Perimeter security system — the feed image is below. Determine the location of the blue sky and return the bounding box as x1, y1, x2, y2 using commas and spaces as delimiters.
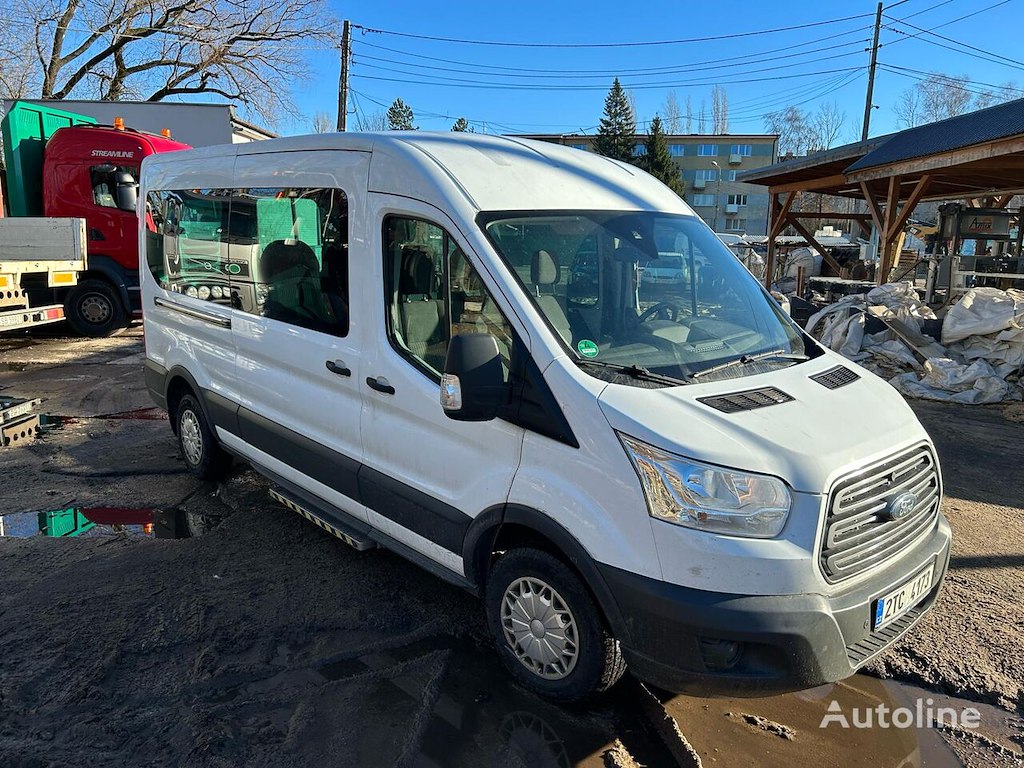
281, 0, 1023, 140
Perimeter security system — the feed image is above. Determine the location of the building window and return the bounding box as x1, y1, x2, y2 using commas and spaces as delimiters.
668, 144, 684, 156
633, 143, 647, 157
730, 144, 752, 157
690, 194, 716, 207
569, 143, 588, 151
724, 217, 746, 231
723, 170, 737, 181
727, 194, 748, 206
694, 169, 718, 182
697, 144, 718, 156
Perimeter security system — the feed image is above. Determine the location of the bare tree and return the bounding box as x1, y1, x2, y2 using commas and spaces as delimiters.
684, 95, 693, 133
764, 105, 815, 156
9, 0, 334, 124
893, 86, 924, 129
662, 90, 682, 133
309, 111, 332, 133
359, 110, 387, 131
813, 101, 845, 150
711, 85, 729, 134
697, 99, 707, 133
974, 80, 1021, 109
893, 72, 975, 129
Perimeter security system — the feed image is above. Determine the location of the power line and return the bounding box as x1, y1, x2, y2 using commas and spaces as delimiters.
352, 48, 869, 90
350, 13, 873, 49
352, 38, 871, 82
877, 63, 1024, 95
354, 67, 863, 93
883, 14, 1024, 71
882, 0, 1013, 49
350, 22, 873, 77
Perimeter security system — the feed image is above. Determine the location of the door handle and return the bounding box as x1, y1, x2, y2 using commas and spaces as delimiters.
325, 359, 351, 377
366, 376, 395, 395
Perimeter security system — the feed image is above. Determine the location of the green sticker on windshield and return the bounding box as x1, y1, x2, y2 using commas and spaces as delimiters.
577, 339, 599, 358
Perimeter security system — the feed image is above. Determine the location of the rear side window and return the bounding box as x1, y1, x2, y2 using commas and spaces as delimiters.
144, 187, 349, 337
384, 215, 513, 380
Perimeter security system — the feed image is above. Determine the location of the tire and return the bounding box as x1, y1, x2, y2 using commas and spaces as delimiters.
64, 279, 127, 337
175, 393, 232, 481
485, 547, 626, 702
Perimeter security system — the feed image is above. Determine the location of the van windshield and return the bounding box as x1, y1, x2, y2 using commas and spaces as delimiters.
481, 211, 814, 384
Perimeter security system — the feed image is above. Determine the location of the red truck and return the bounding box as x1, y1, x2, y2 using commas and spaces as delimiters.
1, 101, 190, 335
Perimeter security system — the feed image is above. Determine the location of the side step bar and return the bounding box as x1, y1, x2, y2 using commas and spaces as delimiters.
268, 486, 376, 551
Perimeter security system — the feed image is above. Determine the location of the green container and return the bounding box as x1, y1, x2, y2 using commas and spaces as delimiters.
37, 508, 95, 537
1, 101, 95, 217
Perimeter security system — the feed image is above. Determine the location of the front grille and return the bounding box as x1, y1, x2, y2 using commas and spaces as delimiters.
820, 444, 940, 583
846, 606, 924, 666
697, 387, 793, 414
810, 365, 860, 389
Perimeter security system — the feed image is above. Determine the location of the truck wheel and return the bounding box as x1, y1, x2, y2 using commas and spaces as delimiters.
175, 394, 232, 481
485, 548, 626, 702
65, 279, 127, 337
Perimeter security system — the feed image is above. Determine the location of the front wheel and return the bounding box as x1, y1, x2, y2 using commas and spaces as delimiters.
175, 393, 232, 481
64, 279, 127, 337
485, 548, 626, 702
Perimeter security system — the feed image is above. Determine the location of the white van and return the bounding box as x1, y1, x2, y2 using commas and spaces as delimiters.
140, 133, 950, 702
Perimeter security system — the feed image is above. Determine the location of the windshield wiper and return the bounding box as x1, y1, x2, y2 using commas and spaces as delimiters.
576, 359, 690, 386
691, 349, 810, 380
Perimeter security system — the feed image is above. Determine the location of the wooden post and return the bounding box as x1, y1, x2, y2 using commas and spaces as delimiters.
878, 175, 901, 283
764, 191, 797, 288
796, 265, 806, 298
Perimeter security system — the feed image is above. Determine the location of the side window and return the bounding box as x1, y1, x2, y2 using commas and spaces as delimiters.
143, 188, 230, 305
229, 187, 349, 337
91, 165, 138, 211
385, 215, 512, 380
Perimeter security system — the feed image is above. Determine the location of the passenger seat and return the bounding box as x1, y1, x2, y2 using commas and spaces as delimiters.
399, 251, 446, 370
531, 250, 571, 344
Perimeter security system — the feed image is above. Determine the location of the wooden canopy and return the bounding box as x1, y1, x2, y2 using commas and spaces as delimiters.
739, 98, 1024, 284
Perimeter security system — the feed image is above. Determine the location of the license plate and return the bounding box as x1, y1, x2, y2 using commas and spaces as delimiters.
873, 561, 935, 630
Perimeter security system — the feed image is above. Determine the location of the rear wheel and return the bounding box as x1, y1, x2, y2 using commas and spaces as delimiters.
175, 393, 232, 481
485, 547, 626, 702
65, 279, 127, 337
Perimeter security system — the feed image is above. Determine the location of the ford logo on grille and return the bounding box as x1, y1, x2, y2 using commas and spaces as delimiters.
886, 492, 918, 521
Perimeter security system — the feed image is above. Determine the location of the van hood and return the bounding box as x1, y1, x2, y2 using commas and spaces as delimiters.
597, 357, 930, 494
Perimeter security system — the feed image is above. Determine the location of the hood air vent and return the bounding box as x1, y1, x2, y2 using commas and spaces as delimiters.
810, 365, 861, 390
698, 387, 794, 414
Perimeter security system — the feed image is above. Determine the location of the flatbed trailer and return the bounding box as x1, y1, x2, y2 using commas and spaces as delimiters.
0, 218, 85, 333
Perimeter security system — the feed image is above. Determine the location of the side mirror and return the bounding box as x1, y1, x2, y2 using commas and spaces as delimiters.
114, 172, 138, 212
440, 333, 510, 421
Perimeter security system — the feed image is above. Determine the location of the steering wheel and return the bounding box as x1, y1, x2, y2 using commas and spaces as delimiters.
638, 302, 681, 323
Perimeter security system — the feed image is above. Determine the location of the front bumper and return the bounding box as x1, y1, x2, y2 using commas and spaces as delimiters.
598, 514, 952, 697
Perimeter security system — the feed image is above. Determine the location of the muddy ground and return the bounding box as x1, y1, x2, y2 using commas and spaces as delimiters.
1, 327, 1022, 767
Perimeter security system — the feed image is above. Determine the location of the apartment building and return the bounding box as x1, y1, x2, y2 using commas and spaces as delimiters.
517, 133, 778, 235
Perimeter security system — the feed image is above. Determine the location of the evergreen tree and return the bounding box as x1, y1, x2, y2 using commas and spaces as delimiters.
451, 117, 471, 132
642, 115, 684, 196
387, 98, 415, 130
593, 78, 636, 162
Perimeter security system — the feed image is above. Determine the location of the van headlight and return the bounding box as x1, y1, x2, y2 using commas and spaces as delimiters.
619, 434, 791, 538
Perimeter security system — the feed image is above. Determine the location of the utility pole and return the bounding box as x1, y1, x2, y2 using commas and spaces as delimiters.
861, 2, 883, 141
337, 19, 351, 132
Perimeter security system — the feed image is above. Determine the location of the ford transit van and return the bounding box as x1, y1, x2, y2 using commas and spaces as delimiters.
140, 133, 950, 702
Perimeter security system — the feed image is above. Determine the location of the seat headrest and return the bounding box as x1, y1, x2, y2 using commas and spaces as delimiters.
531, 250, 559, 285
401, 249, 434, 296
260, 240, 318, 281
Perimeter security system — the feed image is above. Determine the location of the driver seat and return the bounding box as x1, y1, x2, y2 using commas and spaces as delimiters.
531, 250, 571, 344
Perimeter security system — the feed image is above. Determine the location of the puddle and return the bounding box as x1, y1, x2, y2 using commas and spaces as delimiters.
186, 625, 1024, 768
0, 506, 231, 539
659, 674, 1021, 767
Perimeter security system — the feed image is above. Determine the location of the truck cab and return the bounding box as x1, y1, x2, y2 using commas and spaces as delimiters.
1, 101, 190, 335
42, 124, 190, 334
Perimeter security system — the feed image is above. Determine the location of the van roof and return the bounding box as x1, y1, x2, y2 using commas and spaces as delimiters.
142, 132, 692, 215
